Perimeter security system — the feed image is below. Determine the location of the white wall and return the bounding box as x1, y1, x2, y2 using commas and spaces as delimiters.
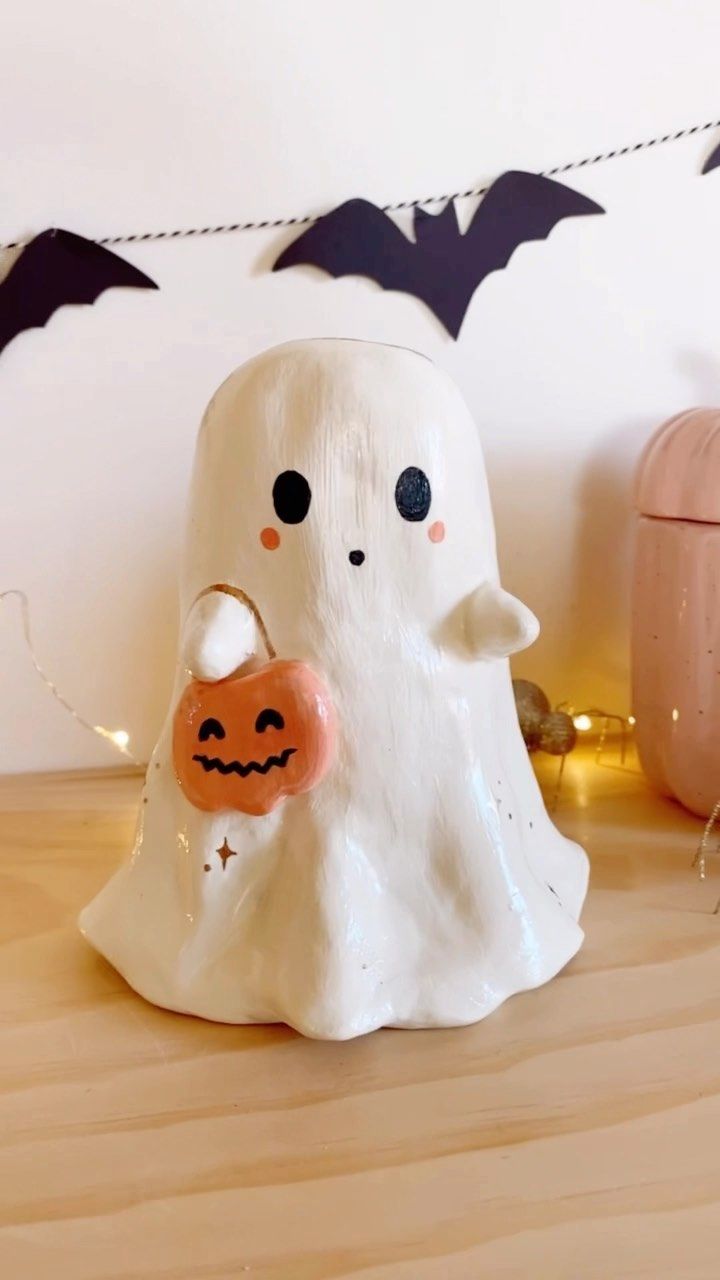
3, 0, 720, 772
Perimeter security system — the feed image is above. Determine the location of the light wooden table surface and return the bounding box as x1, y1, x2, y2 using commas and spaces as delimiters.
2, 746, 720, 1279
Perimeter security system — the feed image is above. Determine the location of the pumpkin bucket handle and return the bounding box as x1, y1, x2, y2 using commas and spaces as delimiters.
194, 583, 277, 661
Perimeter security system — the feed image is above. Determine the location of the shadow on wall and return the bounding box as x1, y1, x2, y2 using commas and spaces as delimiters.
495, 351, 720, 714
676, 350, 720, 406
491, 419, 655, 714
55, 537, 180, 769
115, 551, 180, 759
565, 417, 653, 714
599, 349, 720, 714
579, 345, 720, 711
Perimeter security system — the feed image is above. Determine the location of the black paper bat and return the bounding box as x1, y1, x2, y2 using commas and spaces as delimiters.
273, 170, 604, 338
702, 142, 720, 175
0, 228, 158, 355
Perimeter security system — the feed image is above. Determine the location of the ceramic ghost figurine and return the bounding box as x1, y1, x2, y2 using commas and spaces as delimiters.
80, 339, 588, 1039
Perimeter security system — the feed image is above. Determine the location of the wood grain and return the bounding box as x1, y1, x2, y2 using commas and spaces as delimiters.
1, 747, 719, 1279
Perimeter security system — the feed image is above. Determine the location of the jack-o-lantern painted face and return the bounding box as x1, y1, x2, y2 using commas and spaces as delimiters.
173, 660, 336, 815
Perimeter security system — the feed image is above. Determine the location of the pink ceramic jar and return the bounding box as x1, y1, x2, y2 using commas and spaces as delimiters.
633, 408, 720, 816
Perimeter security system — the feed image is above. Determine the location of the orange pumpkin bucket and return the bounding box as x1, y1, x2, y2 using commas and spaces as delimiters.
173, 658, 336, 815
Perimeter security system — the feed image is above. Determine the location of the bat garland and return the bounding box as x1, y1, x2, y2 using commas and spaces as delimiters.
0, 229, 157, 355
272, 170, 604, 337
4, 135, 720, 354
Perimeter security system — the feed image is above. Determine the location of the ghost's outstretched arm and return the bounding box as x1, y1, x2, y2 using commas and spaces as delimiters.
181, 590, 258, 681
464, 582, 539, 660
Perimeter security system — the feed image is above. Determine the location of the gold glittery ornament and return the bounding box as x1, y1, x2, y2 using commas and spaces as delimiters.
537, 710, 577, 756
512, 679, 550, 751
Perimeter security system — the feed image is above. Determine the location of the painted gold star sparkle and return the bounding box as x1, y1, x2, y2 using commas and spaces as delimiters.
216, 837, 237, 870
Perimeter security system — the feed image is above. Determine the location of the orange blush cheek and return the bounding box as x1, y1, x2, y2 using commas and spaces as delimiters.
260, 527, 281, 550
428, 520, 445, 544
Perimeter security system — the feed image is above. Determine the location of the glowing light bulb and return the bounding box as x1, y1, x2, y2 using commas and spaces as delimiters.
627, 715, 636, 726
95, 725, 131, 751
573, 714, 592, 732
671, 708, 679, 723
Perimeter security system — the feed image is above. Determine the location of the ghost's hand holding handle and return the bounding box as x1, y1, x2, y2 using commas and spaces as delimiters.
464, 582, 539, 660
182, 589, 258, 681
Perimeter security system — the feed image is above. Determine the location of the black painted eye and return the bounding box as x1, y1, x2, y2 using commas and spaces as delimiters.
395, 466, 431, 521
198, 717, 225, 742
255, 707, 285, 733
272, 470, 312, 524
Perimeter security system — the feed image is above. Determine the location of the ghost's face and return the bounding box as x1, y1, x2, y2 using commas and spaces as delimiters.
183, 340, 497, 652
260, 461, 445, 565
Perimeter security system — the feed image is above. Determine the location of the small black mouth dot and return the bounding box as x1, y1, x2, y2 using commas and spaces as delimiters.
349, 549, 365, 566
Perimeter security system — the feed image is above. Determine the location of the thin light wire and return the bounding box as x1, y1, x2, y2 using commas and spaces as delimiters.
2, 115, 718, 252
1, 584, 274, 769
570, 707, 630, 765
0, 589, 140, 765
693, 799, 720, 915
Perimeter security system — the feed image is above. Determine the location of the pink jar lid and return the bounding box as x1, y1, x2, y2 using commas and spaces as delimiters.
636, 408, 720, 522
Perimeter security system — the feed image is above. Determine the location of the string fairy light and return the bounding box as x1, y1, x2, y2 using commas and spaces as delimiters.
551, 706, 634, 810
3, 583, 641, 794
569, 708, 631, 765
567, 711, 720, 919
514, 682, 636, 811
0, 589, 140, 766
692, 800, 720, 914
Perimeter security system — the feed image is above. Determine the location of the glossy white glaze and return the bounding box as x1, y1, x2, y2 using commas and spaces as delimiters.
80, 340, 588, 1039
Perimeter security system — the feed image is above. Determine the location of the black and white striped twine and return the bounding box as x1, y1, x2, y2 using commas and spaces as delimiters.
2, 116, 719, 252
